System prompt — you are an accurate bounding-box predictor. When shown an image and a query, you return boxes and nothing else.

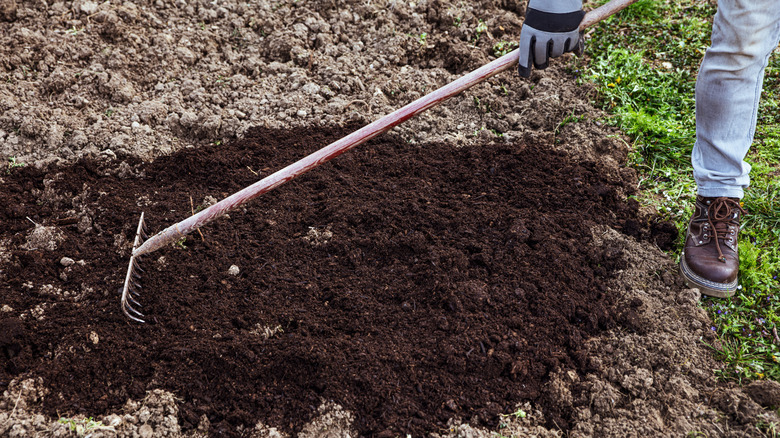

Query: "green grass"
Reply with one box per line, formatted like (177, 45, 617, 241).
(583, 0, 780, 382)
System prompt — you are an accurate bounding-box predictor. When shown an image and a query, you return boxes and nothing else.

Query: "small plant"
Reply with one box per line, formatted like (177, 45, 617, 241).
(492, 41, 518, 57)
(453, 15, 463, 27)
(472, 96, 492, 114)
(494, 408, 528, 436)
(7, 156, 26, 173)
(174, 237, 188, 249)
(66, 26, 84, 36)
(470, 19, 489, 45)
(19, 65, 31, 79)
(757, 420, 780, 438)
(418, 32, 428, 47)
(105, 108, 115, 118)
(501, 407, 527, 419)
(555, 111, 586, 136)
(58, 417, 115, 437)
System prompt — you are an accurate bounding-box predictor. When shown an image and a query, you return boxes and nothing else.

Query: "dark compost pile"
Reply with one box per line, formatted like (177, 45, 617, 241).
(0, 126, 673, 436)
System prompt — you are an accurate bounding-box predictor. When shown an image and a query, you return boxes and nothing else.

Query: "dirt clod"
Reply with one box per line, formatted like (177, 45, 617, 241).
(746, 380, 780, 408)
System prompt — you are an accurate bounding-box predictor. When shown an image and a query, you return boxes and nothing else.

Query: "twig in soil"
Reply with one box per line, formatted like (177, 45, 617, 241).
(344, 100, 369, 111)
(6, 388, 22, 424)
(190, 196, 205, 241)
(55, 216, 80, 226)
(772, 326, 780, 345)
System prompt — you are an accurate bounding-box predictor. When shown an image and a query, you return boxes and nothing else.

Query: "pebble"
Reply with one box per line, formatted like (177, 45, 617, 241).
(302, 82, 320, 95)
(176, 46, 197, 65)
(103, 414, 123, 427)
(60, 257, 75, 266)
(138, 424, 154, 438)
(296, 109, 307, 118)
(79, 1, 98, 14)
(228, 265, 240, 276)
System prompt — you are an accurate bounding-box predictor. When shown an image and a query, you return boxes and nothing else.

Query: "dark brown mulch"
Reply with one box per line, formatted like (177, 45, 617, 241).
(0, 125, 674, 436)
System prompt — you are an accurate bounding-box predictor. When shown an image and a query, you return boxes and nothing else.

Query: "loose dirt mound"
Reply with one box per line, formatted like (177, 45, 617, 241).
(0, 125, 654, 436)
(0, 0, 605, 167)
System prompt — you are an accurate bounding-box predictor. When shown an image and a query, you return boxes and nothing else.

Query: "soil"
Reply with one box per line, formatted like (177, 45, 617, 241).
(2, 0, 780, 437)
(0, 124, 665, 436)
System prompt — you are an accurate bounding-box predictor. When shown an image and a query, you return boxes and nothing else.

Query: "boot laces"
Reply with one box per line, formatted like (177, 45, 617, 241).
(707, 197, 746, 263)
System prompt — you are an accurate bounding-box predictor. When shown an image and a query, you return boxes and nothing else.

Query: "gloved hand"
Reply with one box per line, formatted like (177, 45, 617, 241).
(518, 0, 586, 77)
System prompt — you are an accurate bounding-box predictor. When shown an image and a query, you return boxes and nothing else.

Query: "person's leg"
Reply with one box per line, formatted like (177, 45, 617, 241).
(682, 0, 780, 297)
(692, 0, 780, 198)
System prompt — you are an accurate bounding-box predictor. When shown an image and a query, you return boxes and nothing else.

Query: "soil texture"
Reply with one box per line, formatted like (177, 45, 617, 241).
(3, 0, 780, 436)
(2, 125, 661, 436)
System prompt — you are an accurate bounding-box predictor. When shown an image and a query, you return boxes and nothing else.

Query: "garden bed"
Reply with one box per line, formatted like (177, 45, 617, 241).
(2, 0, 779, 436)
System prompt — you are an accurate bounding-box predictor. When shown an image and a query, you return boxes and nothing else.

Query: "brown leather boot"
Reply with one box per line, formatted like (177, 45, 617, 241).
(680, 196, 746, 298)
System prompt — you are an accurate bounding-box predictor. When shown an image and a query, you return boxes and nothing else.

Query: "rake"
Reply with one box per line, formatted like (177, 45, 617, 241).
(121, 0, 639, 323)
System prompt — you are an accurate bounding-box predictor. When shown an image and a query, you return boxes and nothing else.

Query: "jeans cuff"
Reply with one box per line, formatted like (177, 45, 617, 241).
(697, 187, 745, 199)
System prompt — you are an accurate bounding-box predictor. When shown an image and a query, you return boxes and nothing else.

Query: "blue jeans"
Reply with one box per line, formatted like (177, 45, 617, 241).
(693, 0, 780, 199)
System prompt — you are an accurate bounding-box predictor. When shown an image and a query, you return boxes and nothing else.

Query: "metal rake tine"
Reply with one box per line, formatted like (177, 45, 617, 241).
(126, 290, 143, 308)
(123, 300, 145, 322)
(131, 262, 143, 279)
(121, 270, 146, 323)
(132, 256, 145, 272)
(120, 213, 147, 323)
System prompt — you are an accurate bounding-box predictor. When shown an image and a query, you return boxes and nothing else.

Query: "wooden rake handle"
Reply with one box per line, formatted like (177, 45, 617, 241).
(133, 0, 638, 257)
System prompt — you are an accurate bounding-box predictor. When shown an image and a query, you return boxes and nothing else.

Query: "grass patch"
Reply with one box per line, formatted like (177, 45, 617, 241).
(583, 0, 780, 382)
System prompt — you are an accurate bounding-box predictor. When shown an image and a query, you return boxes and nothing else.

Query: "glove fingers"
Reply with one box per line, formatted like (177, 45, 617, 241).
(518, 62, 533, 78)
(549, 38, 567, 59)
(517, 27, 584, 77)
(518, 34, 535, 77)
(533, 38, 551, 70)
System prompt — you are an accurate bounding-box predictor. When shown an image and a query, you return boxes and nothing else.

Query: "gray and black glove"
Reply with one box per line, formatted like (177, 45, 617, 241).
(518, 0, 585, 77)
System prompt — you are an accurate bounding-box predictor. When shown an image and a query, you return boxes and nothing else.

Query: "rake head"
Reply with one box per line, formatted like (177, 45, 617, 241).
(121, 212, 148, 323)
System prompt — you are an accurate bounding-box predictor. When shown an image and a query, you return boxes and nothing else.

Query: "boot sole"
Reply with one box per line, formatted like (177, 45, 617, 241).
(679, 254, 737, 298)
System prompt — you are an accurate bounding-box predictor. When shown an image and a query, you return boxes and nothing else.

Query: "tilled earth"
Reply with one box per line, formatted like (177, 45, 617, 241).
(2, 125, 779, 438)
(2, 125, 659, 436)
(3, 0, 780, 437)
